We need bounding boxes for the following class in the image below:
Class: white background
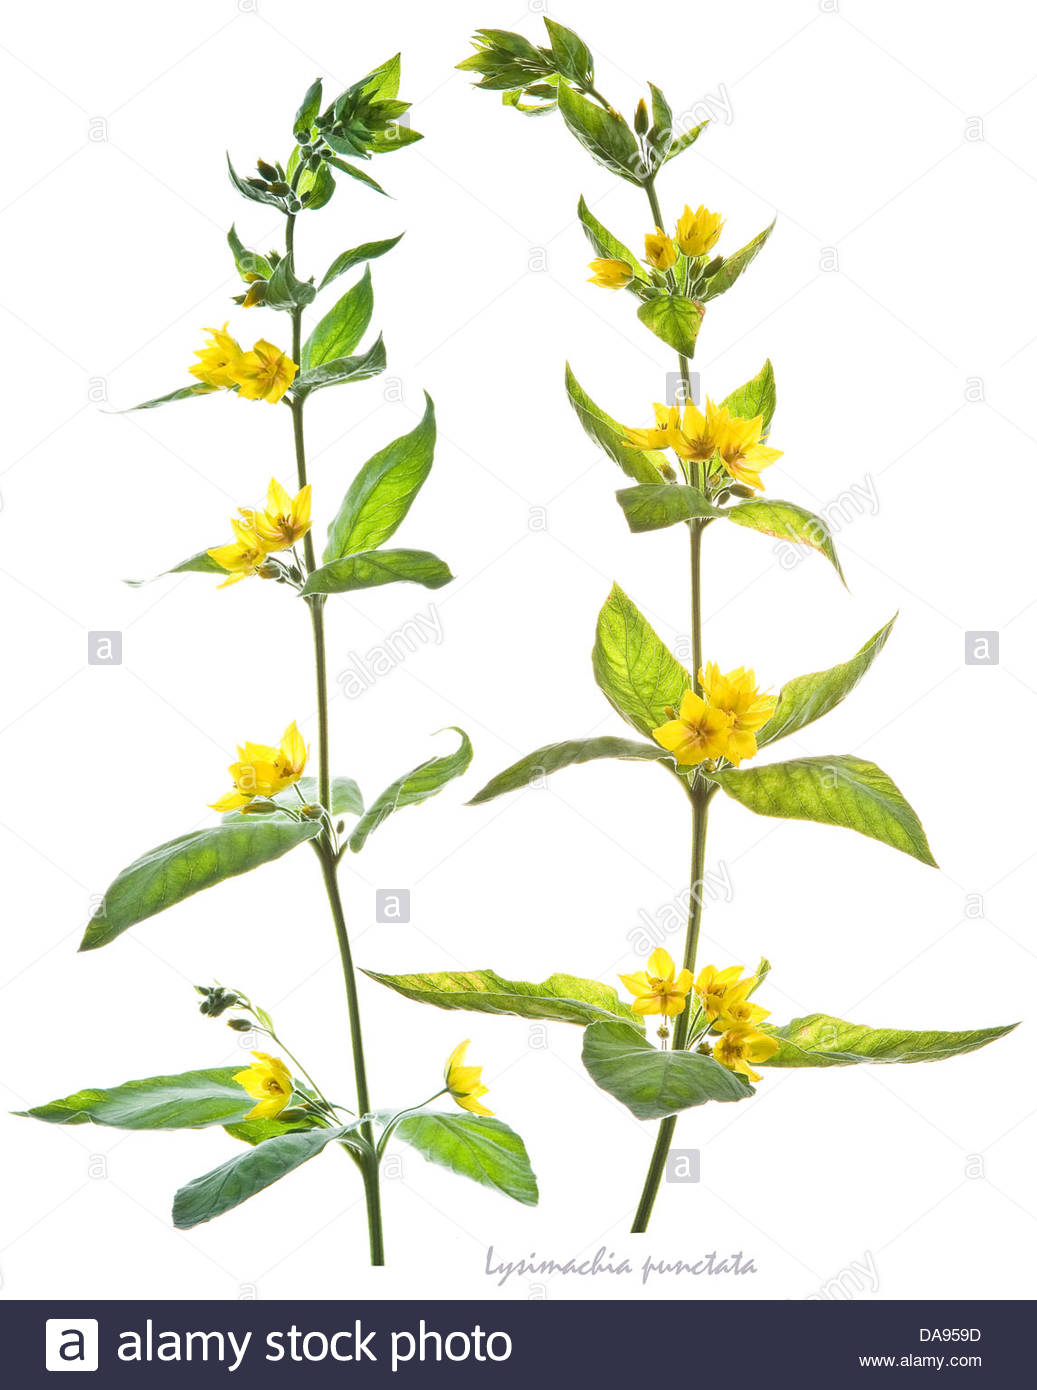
[1,0,1034,1303]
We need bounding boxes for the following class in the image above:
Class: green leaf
[719,359,776,437]
[124,550,225,587]
[394,1112,538,1206]
[616,483,720,534]
[582,1021,752,1119]
[556,82,642,183]
[760,1015,1018,1068]
[645,83,673,169]
[709,755,936,866]
[759,618,896,749]
[576,196,649,288]
[326,155,387,197]
[301,266,373,370]
[369,123,423,153]
[365,967,642,1028]
[172,1123,362,1229]
[224,1114,317,1145]
[293,77,323,138]
[664,120,708,164]
[565,364,669,484]
[324,394,435,561]
[299,159,336,212]
[264,255,317,311]
[300,548,452,598]
[637,294,705,358]
[120,384,216,412]
[469,736,670,804]
[319,235,404,290]
[16,1067,256,1130]
[359,52,401,101]
[226,154,285,209]
[292,335,386,395]
[220,776,363,822]
[348,728,472,852]
[725,497,845,582]
[81,820,323,950]
[703,219,776,301]
[592,583,690,738]
[543,18,593,86]
[227,225,273,283]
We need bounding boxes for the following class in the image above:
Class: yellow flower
[210,721,309,813]
[233,1052,294,1120]
[242,478,313,551]
[624,398,722,465]
[717,992,770,1031]
[229,339,298,403]
[711,405,782,491]
[189,324,244,389]
[694,963,749,1022]
[652,689,731,766]
[712,1027,779,1083]
[444,1040,493,1116]
[619,946,694,1017]
[676,204,725,258]
[699,663,776,766]
[588,257,634,289]
[207,518,271,587]
[644,227,677,272]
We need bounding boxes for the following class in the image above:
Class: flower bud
[256,159,279,182]
[227,1017,253,1032]
[256,559,283,580]
[277,1107,311,1123]
[300,804,324,821]
[634,98,649,135]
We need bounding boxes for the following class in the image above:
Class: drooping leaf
[365,968,642,1028]
[119,384,216,412]
[324,394,435,561]
[565,364,669,484]
[172,1123,363,1229]
[393,1112,538,1206]
[301,266,373,370]
[664,119,709,164]
[469,737,670,804]
[81,820,323,950]
[760,1014,1017,1068]
[326,156,387,197]
[319,234,404,290]
[718,359,776,437]
[592,583,690,738]
[348,728,472,852]
[124,550,225,587]
[556,82,642,183]
[582,1020,752,1119]
[220,776,364,822]
[615,483,720,533]
[709,755,936,866]
[702,219,776,300]
[301,548,452,597]
[576,196,650,287]
[292,335,386,395]
[637,294,705,358]
[724,497,845,582]
[16,1068,256,1130]
[758,618,896,748]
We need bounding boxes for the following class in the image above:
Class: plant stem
[286,218,384,1265]
[630,174,714,1233]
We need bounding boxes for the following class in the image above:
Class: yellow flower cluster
[625,397,782,492]
[618,952,779,1082]
[645,203,725,271]
[207,477,312,587]
[210,721,308,814]
[653,664,776,768]
[190,324,298,403]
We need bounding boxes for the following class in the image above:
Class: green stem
[631,784,710,1233]
[630,173,713,1234]
[287,210,383,1265]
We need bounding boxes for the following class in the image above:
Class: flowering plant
[18,58,537,1266]
[370,21,1016,1233]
